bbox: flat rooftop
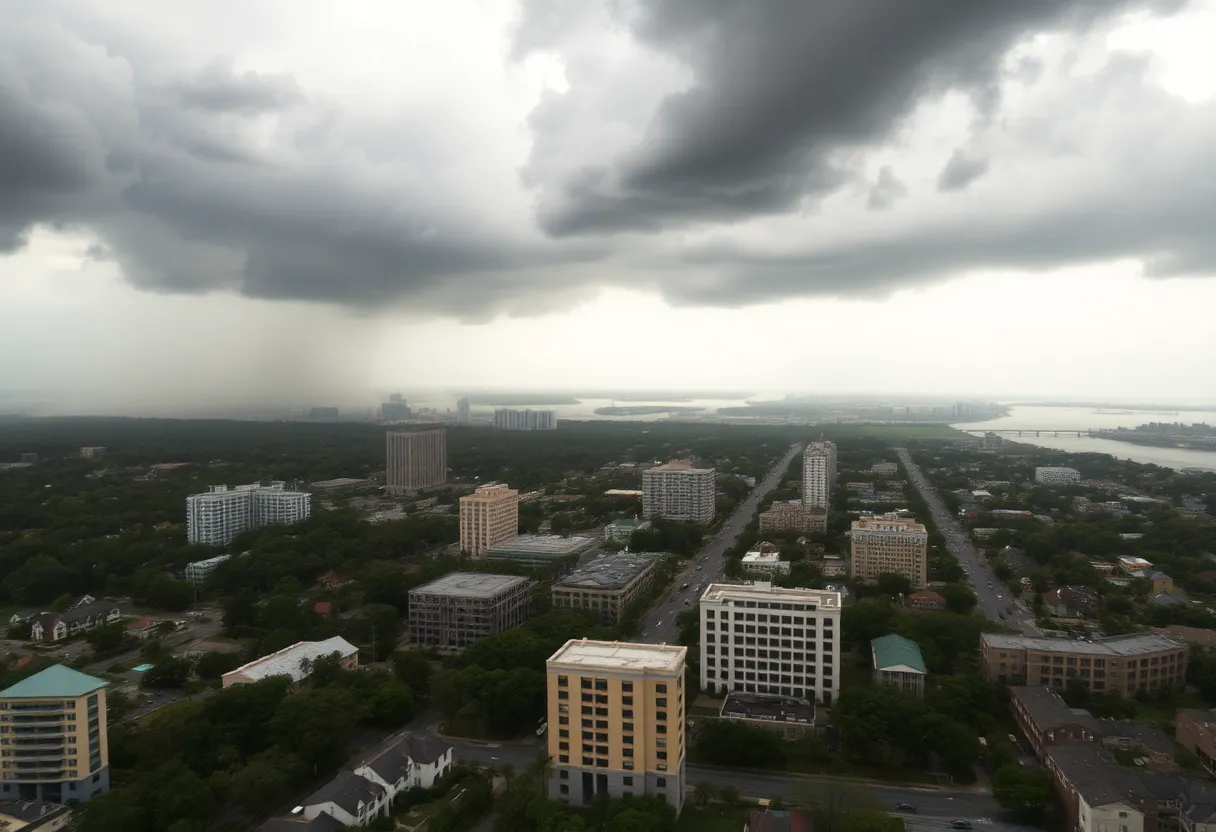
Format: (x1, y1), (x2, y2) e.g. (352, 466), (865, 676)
(225, 637), (358, 684)
(722, 692), (815, 725)
(310, 477), (371, 489)
(549, 639), (685, 673)
(701, 581), (841, 609)
(647, 460), (714, 474)
(554, 552), (663, 591)
(487, 534), (597, 556)
(410, 571), (532, 598)
(983, 632), (1185, 657)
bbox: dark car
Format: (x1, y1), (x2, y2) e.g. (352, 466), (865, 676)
(896, 803), (917, 812)
(951, 822), (973, 830)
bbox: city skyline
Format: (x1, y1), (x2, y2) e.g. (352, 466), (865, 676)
(1, 2), (1216, 408)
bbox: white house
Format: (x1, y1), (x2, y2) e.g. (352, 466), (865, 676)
(29, 601), (121, 642)
(741, 550), (791, 576)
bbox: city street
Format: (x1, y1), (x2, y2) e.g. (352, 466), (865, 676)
(636, 442), (804, 646)
(895, 448), (1037, 635)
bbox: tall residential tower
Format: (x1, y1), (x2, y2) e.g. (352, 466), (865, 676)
(642, 461), (716, 524)
(386, 425), (447, 494)
(459, 482), (520, 556)
(802, 441), (837, 509)
(186, 482), (311, 547)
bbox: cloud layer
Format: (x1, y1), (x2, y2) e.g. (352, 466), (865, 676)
(1, 0), (1213, 317)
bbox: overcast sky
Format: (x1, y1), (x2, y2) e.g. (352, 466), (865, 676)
(3, 0), (1216, 412)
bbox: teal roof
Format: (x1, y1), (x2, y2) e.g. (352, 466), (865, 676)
(871, 634), (927, 674)
(0, 665), (108, 699)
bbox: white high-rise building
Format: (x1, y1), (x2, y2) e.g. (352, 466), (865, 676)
(802, 441), (837, 509)
(699, 581), (842, 705)
(492, 408), (557, 430)
(642, 461), (716, 524)
(186, 482), (311, 547)
(456, 397), (472, 424)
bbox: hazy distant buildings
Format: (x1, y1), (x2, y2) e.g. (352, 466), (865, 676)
(386, 426), (447, 495)
(1035, 466), (1081, 485)
(849, 513), (928, 588)
(381, 393), (411, 421)
(802, 441), (837, 509)
(642, 460), (716, 524)
(186, 482), (311, 547)
(456, 397), (472, 424)
(982, 432), (1005, 451)
(493, 408), (557, 430)
(308, 407), (339, 421)
(18, 452), (37, 464)
(459, 482), (520, 556)
(79, 447), (105, 459)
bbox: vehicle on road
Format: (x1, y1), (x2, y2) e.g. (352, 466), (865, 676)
(681, 582), (689, 590)
(951, 821), (973, 829)
(896, 803), (917, 812)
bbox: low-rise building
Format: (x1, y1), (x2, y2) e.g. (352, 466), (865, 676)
(604, 518), (652, 544)
(871, 634), (927, 696)
(1131, 570), (1175, 594)
(981, 633), (1188, 697)
(309, 477), (374, 494)
(1010, 686), (1104, 760)
(758, 501), (828, 534)
(485, 534), (599, 568)
(1035, 466), (1081, 485)
(741, 550), (790, 577)
(0, 799), (72, 831)
(747, 808), (815, 832)
(1043, 586), (1100, 618)
(903, 590), (946, 612)
(30, 601), (121, 643)
(1177, 708), (1216, 776)
(720, 693), (816, 740)
(408, 573), (534, 653)
(550, 552), (662, 624)
(184, 554), (232, 588)
(871, 462), (899, 476)
(222, 637), (359, 689)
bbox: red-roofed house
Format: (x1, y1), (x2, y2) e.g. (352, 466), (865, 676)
(318, 571), (352, 588)
(314, 601), (334, 617)
(903, 590), (946, 612)
(125, 617), (161, 640)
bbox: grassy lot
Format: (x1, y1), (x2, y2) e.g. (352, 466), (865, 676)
(676, 805), (752, 831)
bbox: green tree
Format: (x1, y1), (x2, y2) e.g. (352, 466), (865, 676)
(271, 686), (357, 773)
(876, 572), (913, 598)
(140, 656), (192, 689)
(195, 650), (243, 681)
(695, 719), (789, 767)
(940, 582), (978, 614)
(993, 764), (1053, 825)
(392, 649), (434, 697)
(86, 622), (128, 655)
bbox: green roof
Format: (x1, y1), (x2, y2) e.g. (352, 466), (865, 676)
(0, 665), (108, 699)
(871, 634), (927, 674)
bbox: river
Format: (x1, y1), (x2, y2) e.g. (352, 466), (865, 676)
(955, 405), (1216, 473)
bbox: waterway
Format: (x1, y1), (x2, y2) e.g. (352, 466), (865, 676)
(955, 405), (1216, 473)
(407, 395), (764, 422)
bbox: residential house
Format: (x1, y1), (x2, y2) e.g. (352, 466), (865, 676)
(261, 815), (345, 832)
(1010, 686), (1104, 760)
(317, 571), (352, 588)
(903, 590), (946, 612)
(29, 602), (121, 642)
(124, 617), (162, 641)
(296, 770), (388, 828)
(1132, 570), (1175, 594)
(354, 734), (452, 792)
(1042, 587), (1100, 618)
(8, 610), (38, 627)
(314, 601), (334, 618)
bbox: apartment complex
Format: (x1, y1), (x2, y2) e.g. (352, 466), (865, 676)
(546, 639), (687, 812)
(551, 553), (662, 624)
(802, 441), (837, 509)
(848, 513), (928, 588)
(184, 554), (232, 588)
(980, 633), (1188, 696)
(871, 634), (927, 696)
(0, 665), (110, 804)
(699, 582), (842, 705)
(459, 483), (520, 556)
(758, 500), (828, 534)
(386, 426), (447, 495)
(642, 461), (716, 524)
(1035, 466), (1082, 485)
(493, 408), (557, 430)
(186, 481), (311, 547)
(407, 573), (533, 653)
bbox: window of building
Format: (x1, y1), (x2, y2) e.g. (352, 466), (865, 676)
(558, 676), (568, 687)
(560, 770), (569, 780)
(622, 681), (633, 692)
(623, 776), (633, 786)
(656, 698), (667, 707)
(657, 777), (666, 787)
(656, 683), (668, 693)
(560, 784), (569, 795)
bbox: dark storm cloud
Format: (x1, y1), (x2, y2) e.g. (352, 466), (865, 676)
(866, 167), (908, 212)
(937, 148), (991, 192)
(172, 59), (305, 113)
(519, 0), (1185, 236)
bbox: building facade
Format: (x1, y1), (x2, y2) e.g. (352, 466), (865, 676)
(546, 639), (687, 813)
(699, 582), (842, 705)
(1010, 686), (1104, 761)
(741, 551), (791, 576)
(1176, 708), (1216, 777)
(605, 518), (652, 544)
(848, 513), (928, 588)
(802, 441), (837, 509)
(758, 501), (828, 534)
(492, 409), (557, 430)
(184, 554), (232, 588)
(485, 534), (599, 568)
(642, 461), (716, 524)
(551, 553), (662, 624)
(386, 426), (447, 494)
(407, 573), (533, 653)
(186, 482), (311, 547)
(980, 633), (1188, 697)
(0, 666), (110, 804)
(456, 398), (471, 424)
(1035, 466), (1082, 485)
(459, 483), (520, 557)
(871, 634), (927, 696)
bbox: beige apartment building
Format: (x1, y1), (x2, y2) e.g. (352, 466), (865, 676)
(386, 425), (447, 495)
(849, 513), (928, 588)
(980, 632), (1188, 697)
(642, 461), (715, 524)
(546, 639), (687, 813)
(459, 482), (520, 556)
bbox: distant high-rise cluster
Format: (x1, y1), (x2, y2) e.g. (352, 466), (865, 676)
(642, 460), (716, 523)
(381, 393), (411, 421)
(492, 408), (557, 430)
(459, 482), (519, 556)
(308, 407), (340, 421)
(386, 425), (447, 494)
(802, 441), (837, 509)
(186, 482), (311, 547)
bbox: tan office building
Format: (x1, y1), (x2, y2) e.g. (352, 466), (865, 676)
(0, 665), (110, 804)
(550, 553), (662, 624)
(849, 513), (928, 588)
(459, 482), (520, 556)
(386, 425), (447, 495)
(546, 639), (687, 813)
(642, 460), (715, 524)
(980, 632), (1188, 697)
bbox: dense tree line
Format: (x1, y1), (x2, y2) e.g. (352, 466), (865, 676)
(494, 762), (676, 832)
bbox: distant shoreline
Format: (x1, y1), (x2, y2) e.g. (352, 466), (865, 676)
(593, 405), (705, 416)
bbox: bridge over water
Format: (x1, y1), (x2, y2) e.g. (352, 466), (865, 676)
(964, 428), (1094, 437)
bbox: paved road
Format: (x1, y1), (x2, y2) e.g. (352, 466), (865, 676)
(636, 443), (804, 647)
(895, 448), (1036, 636)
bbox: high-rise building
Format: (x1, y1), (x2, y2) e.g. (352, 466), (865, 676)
(186, 482), (311, 547)
(386, 426), (447, 495)
(546, 639), (687, 812)
(456, 397), (472, 424)
(802, 441), (837, 509)
(459, 482), (520, 556)
(492, 408), (558, 430)
(642, 461), (716, 524)
(381, 393), (411, 421)
(0, 665), (110, 803)
(699, 581), (842, 705)
(848, 513), (928, 588)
